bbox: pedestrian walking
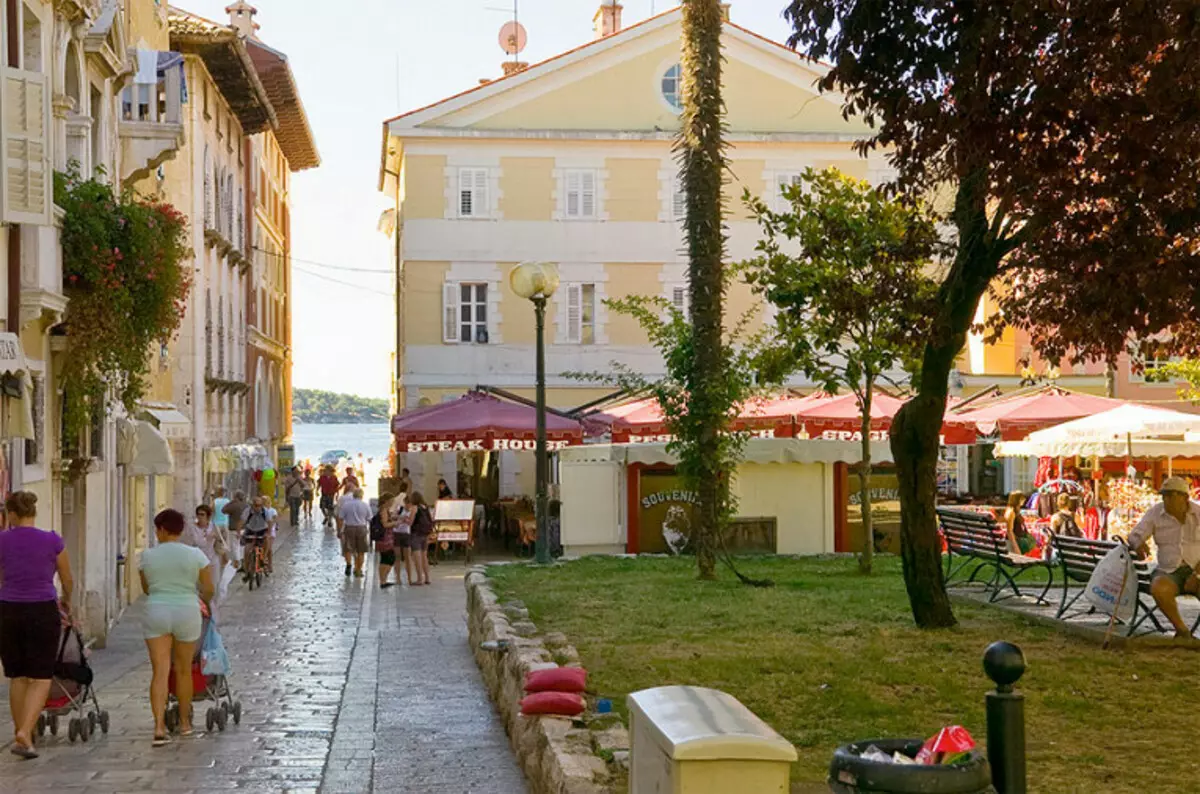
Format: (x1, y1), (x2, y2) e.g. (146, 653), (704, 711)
(182, 505), (229, 611)
(284, 467), (304, 528)
(407, 492), (434, 586)
(302, 468), (316, 521)
(0, 491), (74, 759)
(375, 493), (401, 589)
(318, 466), (339, 527)
(338, 489), (372, 578)
(222, 490), (249, 571)
(139, 509), (214, 746)
(212, 486), (230, 533)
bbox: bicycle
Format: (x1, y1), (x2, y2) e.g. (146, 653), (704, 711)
(242, 535), (267, 591)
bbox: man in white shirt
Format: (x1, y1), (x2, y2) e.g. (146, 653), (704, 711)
(1127, 477), (1200, 639)
(337, 489), (373, 578)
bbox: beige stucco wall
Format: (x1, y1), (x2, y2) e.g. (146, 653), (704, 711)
(127, 0), (170, 50)
(403, 261), (451, 345)
(500, 157), (554, 221)
(603, 262), (665, 346)
(403, 154), (448, 219)
(606, 158), (661, 222)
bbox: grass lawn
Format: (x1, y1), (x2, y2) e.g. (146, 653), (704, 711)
(488, 555), (1199, 794)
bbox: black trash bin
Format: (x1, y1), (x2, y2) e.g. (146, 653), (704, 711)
(828, 739), (992, 793)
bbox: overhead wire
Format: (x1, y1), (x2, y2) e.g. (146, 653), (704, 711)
(293, 266), (394, 294)
(252, 246), (393, 274)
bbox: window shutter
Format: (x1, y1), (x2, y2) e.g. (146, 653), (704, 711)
(671, 286), (688, 318)
(581, 171), (596, 217)
(565, 171), (581, 217)
(474, 169), (489, 217)
(0, 69), (50, 224)
(672, 176), (686, 219)
(566, 284), (582, 343)
(458, 168), (474, 216)
(442, 282), (460, 343)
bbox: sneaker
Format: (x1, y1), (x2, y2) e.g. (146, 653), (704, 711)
(344, 564), (351, 577)
(381, 582), (395, 590)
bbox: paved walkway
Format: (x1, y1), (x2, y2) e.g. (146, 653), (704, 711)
(0, 520), (527, 793)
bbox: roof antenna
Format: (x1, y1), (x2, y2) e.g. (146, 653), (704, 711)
(486, 0), (524, 65)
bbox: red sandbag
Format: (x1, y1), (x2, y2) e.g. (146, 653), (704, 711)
(525, 667), (587, 693)
(519, 691), (586, 717)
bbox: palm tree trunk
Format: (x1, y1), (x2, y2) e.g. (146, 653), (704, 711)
(858, 384), (874, 574)
(679, 0), (728, 581)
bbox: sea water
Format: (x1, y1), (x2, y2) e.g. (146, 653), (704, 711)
(291, 423), (391, 467)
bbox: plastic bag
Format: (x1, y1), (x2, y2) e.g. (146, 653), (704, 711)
(1084, 542), (1137, 622)
(916, 725), (976, 765)
(201, 624), (231, 676)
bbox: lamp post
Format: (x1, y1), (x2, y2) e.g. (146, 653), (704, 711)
(509, 262), (560, 564)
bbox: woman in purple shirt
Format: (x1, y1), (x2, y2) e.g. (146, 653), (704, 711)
(0, 491), (74, 759)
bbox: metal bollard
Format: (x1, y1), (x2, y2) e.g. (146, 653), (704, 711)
(983, 641), (1027, 794)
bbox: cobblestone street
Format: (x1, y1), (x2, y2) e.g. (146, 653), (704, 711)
(0, 522), (527, 793)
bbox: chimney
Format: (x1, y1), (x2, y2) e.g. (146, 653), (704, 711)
(721, 3), (731, 21)
(593, 1), (623, 39)
(225, 1), (260, 38)
(502, 61), (529, 77)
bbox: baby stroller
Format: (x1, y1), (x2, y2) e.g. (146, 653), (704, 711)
(164, 601), (242, 733)
(37, 611), (109, 743)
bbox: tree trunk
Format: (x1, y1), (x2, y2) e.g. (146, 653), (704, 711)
(858, 384), (874, 574)
(891, 168), (1000, 627)
(680, 0), (727, 581)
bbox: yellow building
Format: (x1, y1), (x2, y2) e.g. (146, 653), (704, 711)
(379, 3), (890, 497)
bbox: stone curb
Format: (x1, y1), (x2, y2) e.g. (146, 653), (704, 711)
(464, 566), (626, 794)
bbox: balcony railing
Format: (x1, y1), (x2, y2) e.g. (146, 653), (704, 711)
(119, 56), (185, 182)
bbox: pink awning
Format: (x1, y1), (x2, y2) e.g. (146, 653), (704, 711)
(795, 392), (978, 444)
(599, 393), (832, 443)
(949, 387), (1125, 441)
(392, 392), (583, 452)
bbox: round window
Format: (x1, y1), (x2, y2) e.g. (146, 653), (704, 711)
(661, 64), (683, 112)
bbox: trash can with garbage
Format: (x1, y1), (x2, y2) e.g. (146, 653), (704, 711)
(828, 726), (992, 793)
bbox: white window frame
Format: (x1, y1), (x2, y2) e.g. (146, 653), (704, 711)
(1132, 354), (1182, 386)
(773, 171), (804, 212)
(660, 63), (683, 113)
(444, 281), (489, 344)
(563, 169), (598, 219)
(457, 167), (490, 219)
(564, 283), (598, 345)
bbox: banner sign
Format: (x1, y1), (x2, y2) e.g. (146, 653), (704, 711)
(404, 438), (572, 453)
(637, 470), (698, 554)
(622, 427), (781, 445)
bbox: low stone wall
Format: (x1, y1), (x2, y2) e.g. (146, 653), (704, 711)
(465, 565), (628, 794)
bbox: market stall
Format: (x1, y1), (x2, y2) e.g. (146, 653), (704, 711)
(393, 391), (585, 552)
(558, 437), (896, 557)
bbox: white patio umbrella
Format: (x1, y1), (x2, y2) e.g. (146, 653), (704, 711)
(995, 404), (1200, 466)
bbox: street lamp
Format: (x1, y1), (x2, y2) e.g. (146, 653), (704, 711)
(509, 261), (560, 564)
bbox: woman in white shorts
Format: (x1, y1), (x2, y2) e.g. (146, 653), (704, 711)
(139, 509), (214, 746)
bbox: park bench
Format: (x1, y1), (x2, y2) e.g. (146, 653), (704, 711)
(937, 507), (1054, 605)
(1050, 534), (1200, 637)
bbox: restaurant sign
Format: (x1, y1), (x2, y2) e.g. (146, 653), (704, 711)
(626, 427), (780, 444)
(404, 438), (572, 453)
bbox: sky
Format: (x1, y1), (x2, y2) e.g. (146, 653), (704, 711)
(184, 1), (798, 399)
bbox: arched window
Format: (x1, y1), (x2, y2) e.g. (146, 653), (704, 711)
(203, 149), (213, 229)
(217, 294), (225, 377)
(204, 289), (212, 376)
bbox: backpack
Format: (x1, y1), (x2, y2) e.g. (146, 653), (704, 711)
(369, 511), (385, 542)
(412, 505), (434, 535)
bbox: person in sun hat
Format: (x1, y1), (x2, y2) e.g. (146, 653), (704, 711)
(1127, 476), (1200, 642)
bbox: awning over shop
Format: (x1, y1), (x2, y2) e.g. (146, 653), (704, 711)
(994, 403), (1200, 458)
(603, 394), (813, 443)
(118, 419), (174, 476)
(947, 386), (1122, 441)
(560, 437), (896, 467)
(793, 392), (977, 445)
(140, 405), (192, 440)
(393, 391), (584, 452)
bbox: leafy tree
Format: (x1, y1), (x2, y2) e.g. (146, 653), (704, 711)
(785, 1), (1200, 626)
(744, 167), (939, 574)
(1148, 360), (1200, 401)
(293, 389), (389, 424)
(678, 0), (732, 580)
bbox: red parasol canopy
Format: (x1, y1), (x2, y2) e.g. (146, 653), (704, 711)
(795, 392), (978, 444)
(948, 387), (1124, 441)
(392, 392), (583, 452)
(603, 393), (820, 443)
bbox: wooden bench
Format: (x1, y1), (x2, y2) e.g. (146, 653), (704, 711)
(937, 507), (1054, 604)
(1051, 534), (1200, 637)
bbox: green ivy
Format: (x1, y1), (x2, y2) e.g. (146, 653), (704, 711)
(55, 168), (192, 462)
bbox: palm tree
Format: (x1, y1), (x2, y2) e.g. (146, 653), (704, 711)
(678, 0), (728, 580)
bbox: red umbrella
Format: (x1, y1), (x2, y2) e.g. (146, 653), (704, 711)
(949, 387), (1124, 441)
(795, 392), (978, 444)
(392, 392), (583, 452)
(604, 394), (816, 443)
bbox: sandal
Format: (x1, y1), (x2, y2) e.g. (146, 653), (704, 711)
(152, 734), (170, 747)
(10, 741), (38, 760)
